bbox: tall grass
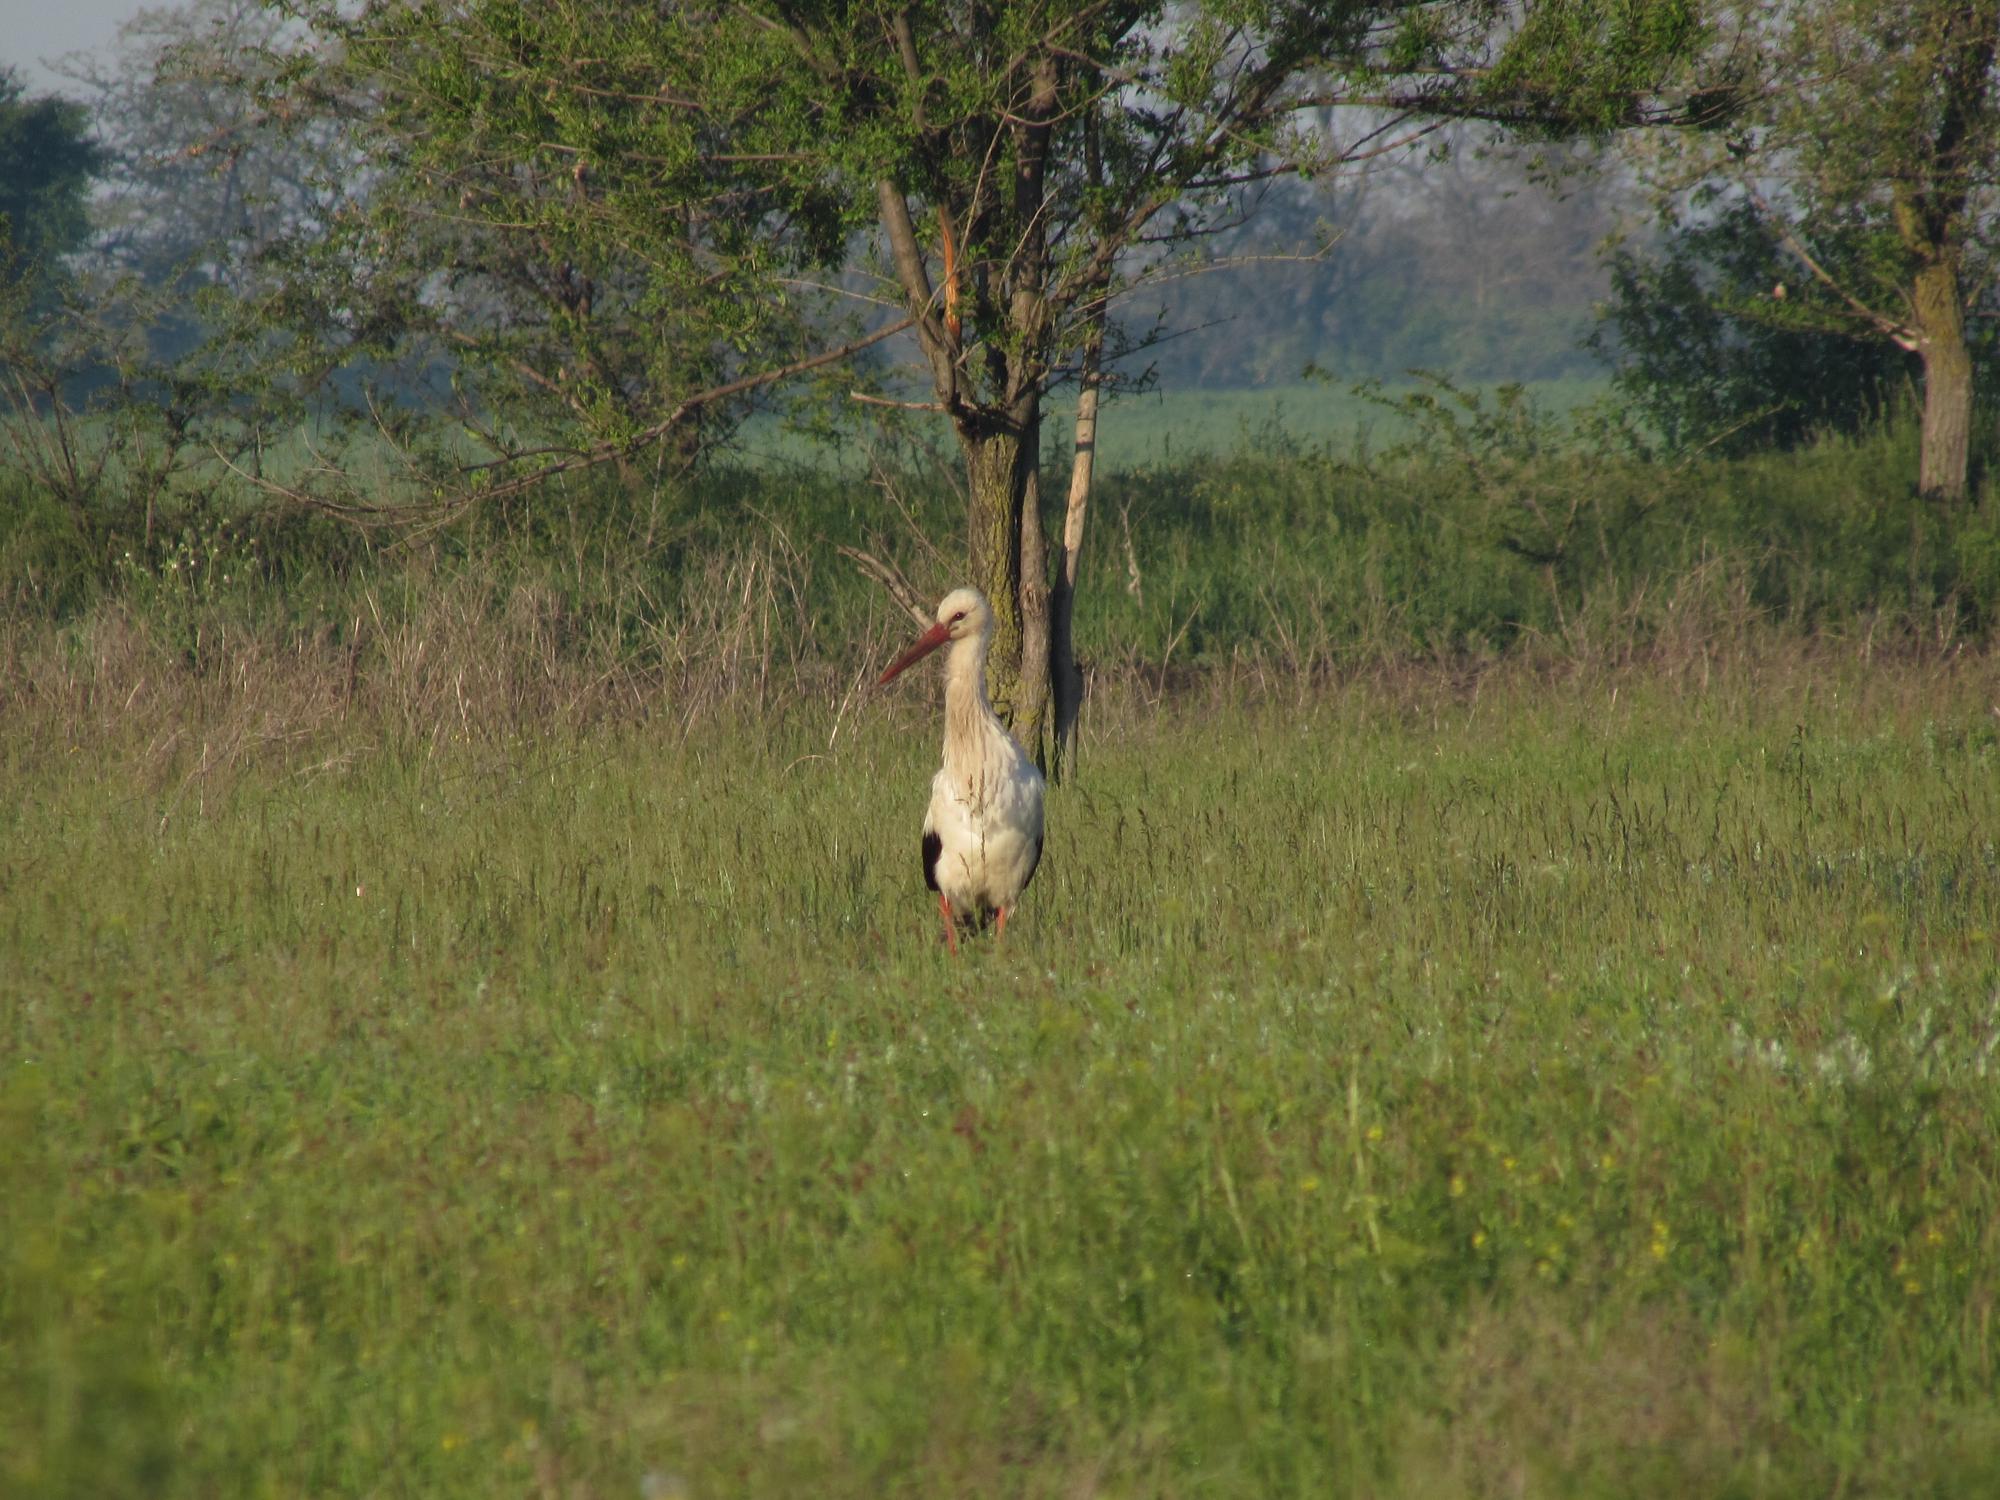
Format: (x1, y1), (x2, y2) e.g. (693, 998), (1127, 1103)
(5, 400), (2000, 1495)
(5, 650), (1999, 1496)
(5, 404), (1999, 748)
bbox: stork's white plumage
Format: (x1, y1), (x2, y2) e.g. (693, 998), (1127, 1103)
(878, 587), (1045, 952)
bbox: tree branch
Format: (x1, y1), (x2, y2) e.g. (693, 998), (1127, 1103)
(875, 178), (962, 402)
(224, 315), (917, 522)
(837, 543), (932, 626)
(1741, 179), (1919, 348)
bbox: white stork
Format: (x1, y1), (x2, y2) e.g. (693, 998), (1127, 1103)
(878, 587), (1046, 952)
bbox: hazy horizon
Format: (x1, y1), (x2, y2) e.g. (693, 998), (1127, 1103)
(3, 0), (144, 91)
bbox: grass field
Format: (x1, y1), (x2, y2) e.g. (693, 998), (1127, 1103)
(727, 376), (1617, 474)
(6, 644), (2000, 1497)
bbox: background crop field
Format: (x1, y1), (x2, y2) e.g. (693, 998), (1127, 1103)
(6, 649), (2000, 1497)
(729, 377), (1617, 474)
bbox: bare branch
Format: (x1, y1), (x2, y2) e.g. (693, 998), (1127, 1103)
(837, 544), (932, 625)
(875, 179), (962, 399)
(850, 390), (946, 412)
(1740, 178), (1919, 347)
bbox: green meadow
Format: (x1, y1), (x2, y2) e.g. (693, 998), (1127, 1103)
(6, 642), (2000, 1496)
(729, 377), (1617, 474)
(6, 400), (2000, 1495)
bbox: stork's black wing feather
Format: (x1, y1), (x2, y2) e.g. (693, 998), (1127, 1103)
(922, 830), (943, 892)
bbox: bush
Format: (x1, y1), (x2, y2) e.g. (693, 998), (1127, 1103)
(2, 397), (1995, 715)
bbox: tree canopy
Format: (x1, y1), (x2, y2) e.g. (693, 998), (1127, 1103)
(0, 68), (104, 297)
(48, 0), (1711, 761)
(1618, 0), (2000, 495)
(1594, 196), (1932, 454)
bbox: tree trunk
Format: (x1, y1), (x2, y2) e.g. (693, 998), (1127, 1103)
(1050, 105), (1106, 787)
(1016, 424), (1052, 766)
(960, 408), (1036, 728)
(875, 173), (1053, 746)
(1913, 258), (1972, 503)
(1049, 349), (1100, 783)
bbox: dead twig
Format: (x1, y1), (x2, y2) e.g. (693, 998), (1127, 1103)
(849, 391), (946, 413)
(837, 544), (932, 625)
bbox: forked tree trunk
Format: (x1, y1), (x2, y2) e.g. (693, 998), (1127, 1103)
(1912, 258), (1973, 503)
(959, 410), (1040, 737)
(872, 43), (1062, 760)
(1048, 107), (1107, 785)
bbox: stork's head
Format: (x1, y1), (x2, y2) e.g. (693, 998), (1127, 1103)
(879, 587), (990, 685)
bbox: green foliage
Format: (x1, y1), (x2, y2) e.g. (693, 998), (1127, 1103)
(51, 0), (331, 386)
(1479, 0), (1708, 134)
(1618, 0), (2000, 496)
(7, 387), (2000, 659)
(0, 68), (103, 297)
(1756, 0), (2000, 241)
(1357, 374), (1662, 568)
(1592, 199), (1931, 454)
(205, 0), (855, 490)
(0, 267), (287, 617)
(5, 659), (2000, 1495)
(1066, 391), (2000, 664)
(172, 1), (1705, 520)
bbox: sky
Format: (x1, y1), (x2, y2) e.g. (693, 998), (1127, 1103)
(2, 0), (147, 91)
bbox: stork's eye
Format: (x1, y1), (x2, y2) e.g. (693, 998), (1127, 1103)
(950, 610), (967, 624)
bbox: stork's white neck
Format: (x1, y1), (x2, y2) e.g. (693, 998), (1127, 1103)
(942, 628), (1002, 770)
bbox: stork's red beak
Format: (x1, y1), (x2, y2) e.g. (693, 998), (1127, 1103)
(879, 620), (952, 685)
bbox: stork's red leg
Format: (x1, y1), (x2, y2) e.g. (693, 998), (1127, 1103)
(994, 905), (1010, 939)
(938, 893), (959, 954)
